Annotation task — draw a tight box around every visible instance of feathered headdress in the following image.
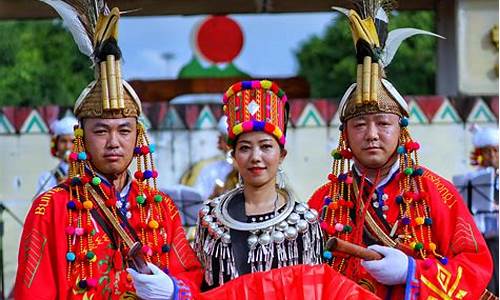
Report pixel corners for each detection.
[41,0,141,119]
[333,0,443,122]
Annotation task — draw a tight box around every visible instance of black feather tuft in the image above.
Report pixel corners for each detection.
[94,38,122,62]
[355,40,378,63]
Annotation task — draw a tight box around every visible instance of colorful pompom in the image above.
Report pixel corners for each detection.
[134,171,143,180]
[66,200,76,210]
[91,177,101,186]
[136,195,146,205]
[83,201,93,210]
[232,124,243,136]
[66,252,76,262]
[77,152,87,161]
[260,80,272,89]
[400,118,409,127]
[148,220,159,229]
[323,250,333,260]
[161,244,170,253]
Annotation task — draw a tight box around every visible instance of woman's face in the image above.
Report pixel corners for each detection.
[233,131,286,188]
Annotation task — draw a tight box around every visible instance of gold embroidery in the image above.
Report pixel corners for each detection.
[358,278,376,293]
[166,196,179,220]
[437,264,452,292]
[93,234,111,247]
[450,217,479,254]
[421,265,468,299]
[34,187,63,216]
[21,229,47,288]
[422,171,457,208]
[119,291,139,299]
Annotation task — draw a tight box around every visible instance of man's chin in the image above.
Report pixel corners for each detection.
[94,163,130,177]
[357,158,387,170]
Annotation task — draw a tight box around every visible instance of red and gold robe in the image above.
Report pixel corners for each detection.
[14,179,202,300]
[309,166,493,300]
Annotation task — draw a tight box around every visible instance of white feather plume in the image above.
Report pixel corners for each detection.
[41,0,94,58]
[381,28,445,67]
[331,6,350,17]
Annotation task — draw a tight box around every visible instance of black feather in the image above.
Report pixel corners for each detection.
[355,40,376,63]
[375,19,388,48]
[94,38,122,62]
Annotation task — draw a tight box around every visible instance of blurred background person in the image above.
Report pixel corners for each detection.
[181,115,236,199]
[468,125,498,295]
[35,115,77,197]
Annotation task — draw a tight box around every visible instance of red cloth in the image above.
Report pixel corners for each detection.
[308,167,493,299]
[197,264,380,300]
[14,180,202,299]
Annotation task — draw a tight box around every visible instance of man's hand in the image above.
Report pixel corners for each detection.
[127,262,175,300]
[360,245,409,285]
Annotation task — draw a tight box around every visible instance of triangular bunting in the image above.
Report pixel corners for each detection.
[408,100,429,124]
[20,109,49,134]
[38,106,60,129]
[288,99,308,127]
[296,102,326,127]
[142,102,168,130]
[0,112,15,134]
[431,98,461,123]
[209,104,224,120]
[489,96,498,118]
[184,105,201,130]
[195,105,216,129]
[313,99,337,126]
[160,107,185,130]
[466,98,496,123]
[414,96,445,121]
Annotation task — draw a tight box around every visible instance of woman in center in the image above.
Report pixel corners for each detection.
[195,80,323,290]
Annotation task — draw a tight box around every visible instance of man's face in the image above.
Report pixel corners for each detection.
[83,118,137,176]
[346,113,401,169]
[56,134,74,160]
[480,146,499,169]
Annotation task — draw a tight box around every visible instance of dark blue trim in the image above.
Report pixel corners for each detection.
[404,257,416,300]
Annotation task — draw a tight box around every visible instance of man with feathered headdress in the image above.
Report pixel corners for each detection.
[308,2,493,299]
[14,1,202,299]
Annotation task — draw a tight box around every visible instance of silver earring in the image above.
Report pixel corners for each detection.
[277,167,285,190]
[237,172,244,187]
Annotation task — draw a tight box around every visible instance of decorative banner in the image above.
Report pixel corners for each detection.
[195,15,244,64]
[179,15,248,78]
[0,97,497,134]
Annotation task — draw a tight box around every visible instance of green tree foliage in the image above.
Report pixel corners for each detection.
[0,20,93,106]
[296,11,437,98]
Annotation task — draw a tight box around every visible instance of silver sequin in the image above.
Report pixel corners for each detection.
[287,212,300,225]
[284,226,298,240]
